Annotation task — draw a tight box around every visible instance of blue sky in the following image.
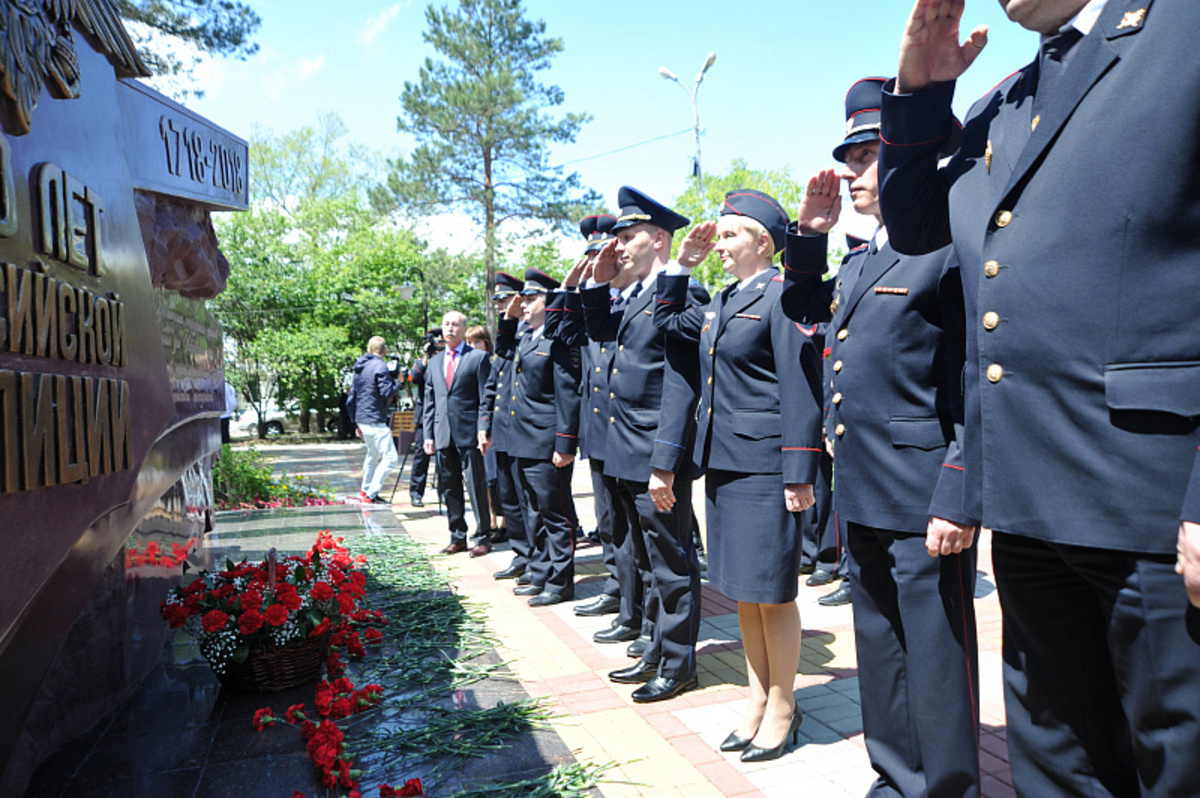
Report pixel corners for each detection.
[177,1,1040,243]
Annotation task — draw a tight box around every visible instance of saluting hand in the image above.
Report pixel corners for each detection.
[897,0,988,94]
[504,294,522,319]
[785,483,815,513]
[678,221,717,268]
[1177,521,1200,608]
[649,468,676,513]
[926,515,976,556]
[797,170,842,236]
[563,254,589,288]
[592,239,620,284]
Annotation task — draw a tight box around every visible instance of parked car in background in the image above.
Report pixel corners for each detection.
[235,402,299,437]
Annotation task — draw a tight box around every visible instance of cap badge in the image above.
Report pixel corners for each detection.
[1116,8,1146,30]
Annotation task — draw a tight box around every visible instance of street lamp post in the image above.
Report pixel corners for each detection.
[397,267,428,337]
[658,51,717,194]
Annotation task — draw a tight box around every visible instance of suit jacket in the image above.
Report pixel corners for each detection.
[878,0,1198,552]
[506,326,582,460]
[581,272,710,482]
[423,343,490,450]
[654,269,823,486]
[784,234,967,532]
[549,289,614,461]
[481,317,522,451]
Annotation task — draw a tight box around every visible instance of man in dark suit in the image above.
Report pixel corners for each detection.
[784,77,978,797]
[880,2,1200,793]
[423,310,492,554]
[581,186,710,703]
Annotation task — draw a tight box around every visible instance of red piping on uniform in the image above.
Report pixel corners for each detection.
[942,463,964,472]
[782,447,822,452]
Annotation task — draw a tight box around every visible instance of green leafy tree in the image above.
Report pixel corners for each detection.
[118,0,261,98]
[372,0,599,333]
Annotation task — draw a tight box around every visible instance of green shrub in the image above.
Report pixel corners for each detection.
[213,445,338,509]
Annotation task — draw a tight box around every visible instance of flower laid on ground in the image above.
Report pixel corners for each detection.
[158,531,366,675]
[380,779,425,797]
[252,707,278,731]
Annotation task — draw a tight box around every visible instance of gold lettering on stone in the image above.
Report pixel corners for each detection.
[84,376,111,478]
[94,296,111,365]
[36,163,66,262]
[76,286,96,364]
[57,281,78,361]
[109,293,123,367]
[65,172,89,271]
[55,375,88,485]
[33,271,58,360]
[20,371,55,489]
[110,378,131,471]
[7,262,33,354]
[34,163,104,274]
[0,135,16,239]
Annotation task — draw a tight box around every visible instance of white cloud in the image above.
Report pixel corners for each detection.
[357,3,407,47]
[297,54,326,80]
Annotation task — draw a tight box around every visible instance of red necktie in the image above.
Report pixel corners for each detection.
[445,347,456,389]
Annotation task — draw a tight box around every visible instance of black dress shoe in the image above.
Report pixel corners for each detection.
[631,674,698,703]
[798,563,816,575]
[528,592,566,607]
[593,624,639,643]
[490,528,508,543]
[818,581,852,606]
[608,659,658,684]
[574,594,621,617]
[493,563,525,580]
[513,584,543,596]
[626,635,650,658]
[409,494,424,508]
[719,730,753,752]
[516,573,532,586]
[741,704,803,762]
[806,568,835,587]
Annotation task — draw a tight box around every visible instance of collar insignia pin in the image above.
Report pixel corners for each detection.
[985,140,993,173]
[1116,8,1146,30]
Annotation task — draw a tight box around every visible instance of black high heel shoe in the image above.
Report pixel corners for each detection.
[740,704,803,763]
[719,730,752,752]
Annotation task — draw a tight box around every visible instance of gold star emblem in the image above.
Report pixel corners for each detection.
[755,281,766,291]
[1116,8,1146,30]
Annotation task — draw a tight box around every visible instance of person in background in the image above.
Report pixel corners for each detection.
[407,329,442,508]
[221,380,237,444]
[347,335,401,504]
[465,324,502,553]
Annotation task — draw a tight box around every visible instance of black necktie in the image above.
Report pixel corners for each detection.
[629,282,643,301]
[1033,28,1083,116]
[720,284,740,322]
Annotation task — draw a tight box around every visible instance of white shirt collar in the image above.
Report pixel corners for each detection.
[873,225,889,250]
[1045,0,1107,41]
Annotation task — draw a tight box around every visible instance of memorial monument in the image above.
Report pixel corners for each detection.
[0,2,248,792]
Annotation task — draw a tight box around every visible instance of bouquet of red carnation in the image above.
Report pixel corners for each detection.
[159,531,366,675]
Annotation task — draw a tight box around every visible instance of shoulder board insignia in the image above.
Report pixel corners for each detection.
[735,314,762,321]
[795,323,817,338]
[771,275,784,283]
[874,286,909,295]
[849,244,869,254]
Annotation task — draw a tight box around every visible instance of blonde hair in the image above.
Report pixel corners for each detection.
[464,325,493,353]
[367,335,387,354]
[728,216,776,260]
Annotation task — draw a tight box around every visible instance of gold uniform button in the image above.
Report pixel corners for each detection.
[610,416,615,424]
[595,366,601,373]
[995,210,1013,228]
[707,407,713,415]
[499,370,504,376]
[707,377,713,385]
[1031,114,1041,131]
[593,386,600,393]
[612,368,618,374]
[619,344,624,352]
[601,347,607,353]
[510,410,515,416]
[709,347,715,355]
[833,360,844,373]
[837,329,848,341]
[593,407,599,414]
[984,260,1000,278]
[835,423,845,437]
[983,311,1000,331]
[609,391,615,399]
[987,364,1004,383]
[832,392,843,405]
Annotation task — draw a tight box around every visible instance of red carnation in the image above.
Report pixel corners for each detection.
[238,609,264,635]
[264,603,290,627]
[252,707,276,731]
[364,628,383,644]
[328,697,353,719]
[201,610,229,633]
[241,590,263,611]
[337,593,356,615]
[285,703,307,724]
[309,617,330,638]
[160,602,191,628]
[310,581,335,602]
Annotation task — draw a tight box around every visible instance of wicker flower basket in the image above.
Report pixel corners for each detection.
[211,630,332,693]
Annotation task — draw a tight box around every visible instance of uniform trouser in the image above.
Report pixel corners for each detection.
[848,522,980,798]
[436,443,488,542]
[495,449,530,569]
[359,422,399,497]
[802,449,845,574]
[408,422,432,496]
[615,476,700,680]
[517,457,576,596]
[992,532,1200,798]
[603,472,648,633]
[590,459,621,599]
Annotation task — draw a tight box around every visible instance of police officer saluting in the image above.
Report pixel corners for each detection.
[784,77,979,794]
[505,268,582,606]
[582,187,709,702]
[480,272,532,583]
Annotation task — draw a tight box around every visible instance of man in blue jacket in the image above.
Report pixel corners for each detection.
[347,335,400,504]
